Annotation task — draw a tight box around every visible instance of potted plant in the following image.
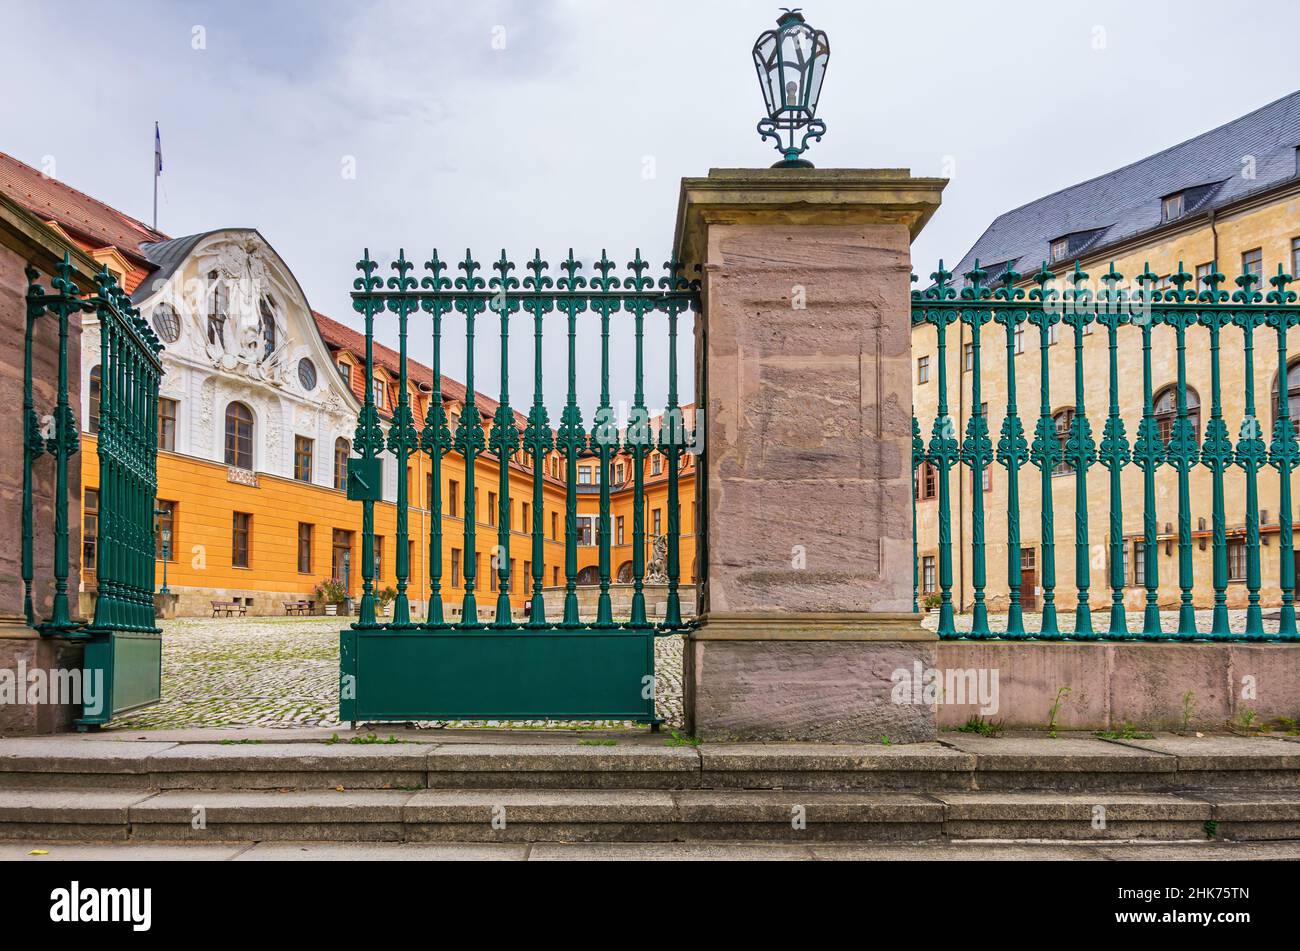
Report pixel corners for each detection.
[923,593,942,614]
[314,578,347,616]
[377,586,398,617]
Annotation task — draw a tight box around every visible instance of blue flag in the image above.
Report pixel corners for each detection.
[155,122,163,174]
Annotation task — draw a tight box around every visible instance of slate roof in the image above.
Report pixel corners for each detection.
[946,90,1300,282]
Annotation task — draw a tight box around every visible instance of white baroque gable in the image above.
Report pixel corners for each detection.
[114,228,360,484]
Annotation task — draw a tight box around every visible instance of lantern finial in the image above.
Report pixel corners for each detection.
[753,8,830,167]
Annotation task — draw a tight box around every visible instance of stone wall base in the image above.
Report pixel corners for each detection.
[685,613,938,743]
[936,641,1300,733]
[0,620,86,735]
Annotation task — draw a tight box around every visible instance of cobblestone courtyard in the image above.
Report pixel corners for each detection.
[115,617,684,731]
[113,608,1282,731]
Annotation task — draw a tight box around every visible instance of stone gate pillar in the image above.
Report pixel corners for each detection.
[674,168,946,742]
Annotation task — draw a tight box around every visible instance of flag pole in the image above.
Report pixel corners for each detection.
[152,121,160,232]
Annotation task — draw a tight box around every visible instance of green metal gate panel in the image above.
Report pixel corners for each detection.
[24,256,165,729]
[76,629,163,728]
[341,629,657,723]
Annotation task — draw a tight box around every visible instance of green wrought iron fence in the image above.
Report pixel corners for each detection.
[912,259,1299,642]
[24,255,164,725]
[339,249,698,725]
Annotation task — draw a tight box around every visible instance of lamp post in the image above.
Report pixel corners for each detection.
[753,8,830,168]
[154,506,171,596]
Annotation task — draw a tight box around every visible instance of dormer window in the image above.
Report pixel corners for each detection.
[1049,237,1069,263]
[1162,192,1185,222]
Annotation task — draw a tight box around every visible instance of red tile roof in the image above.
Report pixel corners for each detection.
[0,151,166,263]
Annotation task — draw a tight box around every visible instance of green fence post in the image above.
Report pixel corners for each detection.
[453,251,487,629]
[1266,265,1298,639]
[912,415,922,615]
[489,252,520,628]
[919,264,959,637]
[1131,266,1165,637]
[993,268,1028,638]
[1027,264,1062,638]
[522,251,554,628]
[1166,265,1200,636]
[1096,265,1131,636]
[555,251,587,628]
[1061,263,1097,638]
[386,251,418,628]
[590,252,620,628]
[959,263,993,638]
[659,259,695,630]
[351,252,386,629]
[624,251,656,629]
[1198,265,1233,638]
[420,252,453,628]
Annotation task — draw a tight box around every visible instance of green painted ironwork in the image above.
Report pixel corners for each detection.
[343,248,699,724]
[23,255,164,727]
[913,255,1300,642]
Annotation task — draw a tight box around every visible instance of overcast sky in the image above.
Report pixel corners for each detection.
[3,0,1298,414]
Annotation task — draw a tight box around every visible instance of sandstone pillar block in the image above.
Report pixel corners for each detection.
[674,168,946,742]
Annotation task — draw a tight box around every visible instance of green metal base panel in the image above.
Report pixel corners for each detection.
[340,629,657,723]
[76,629,163,728]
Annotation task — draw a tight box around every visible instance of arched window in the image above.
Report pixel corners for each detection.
[151,303,180,343]
[1153,385,1201,446]
[259,296,277,357]
[88,365,102,434]
[1052,408,1074,476]
[1274,358,1300,437]
[334,437,351,491]
[616,561,634,584]
[224,402,254,470]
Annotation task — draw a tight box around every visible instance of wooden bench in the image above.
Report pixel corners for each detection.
[283,600,313,616]
[211,600,247,618]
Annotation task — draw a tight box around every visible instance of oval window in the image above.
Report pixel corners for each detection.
[151,303,181,343]
[298,357,318,391]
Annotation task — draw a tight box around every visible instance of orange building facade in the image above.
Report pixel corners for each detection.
[0,151,696,620]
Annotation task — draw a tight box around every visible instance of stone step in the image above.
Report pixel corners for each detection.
[1,734,1297,792]
[1,788,1297,843]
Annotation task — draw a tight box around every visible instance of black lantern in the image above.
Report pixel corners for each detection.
[753,8,830,168]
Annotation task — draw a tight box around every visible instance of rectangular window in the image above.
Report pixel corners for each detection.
[1050,237,1069,263]
[1292,237,1300,282]
[448,480,459,518]
[524,560,530,584]
[551,511,559,540]
[297,522,313,573]
[451,548,462,587]
[84,488,99,570]
[653,509,662,536]
[616,515,625,545]
[615,463,625,483]
[158,398,177,452]
[332,530,353,594]
[922,555,936,594]
[1242,247,1263,282]
[579,466,592,485]
[1227,538,1247,582]
[917,355,930,383]
[552,566,559,586]
[372,379,386,409]
[1013,325,1024,354]
[155,500,177,561]
[521,502,530,532]
[374,536,384,579]
[1196,262,1214,292]
[232,512,251,568]
[963,342,974,371]
[1132,540,1146,587]
[337,361,351,386]
[577,516,595,546]
[294,435,313,483]
[426,474,434,512]
[651,454,663,476]
[487,492,498,526]
[1161,193,1184,221]
[1047,323,1060,346]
